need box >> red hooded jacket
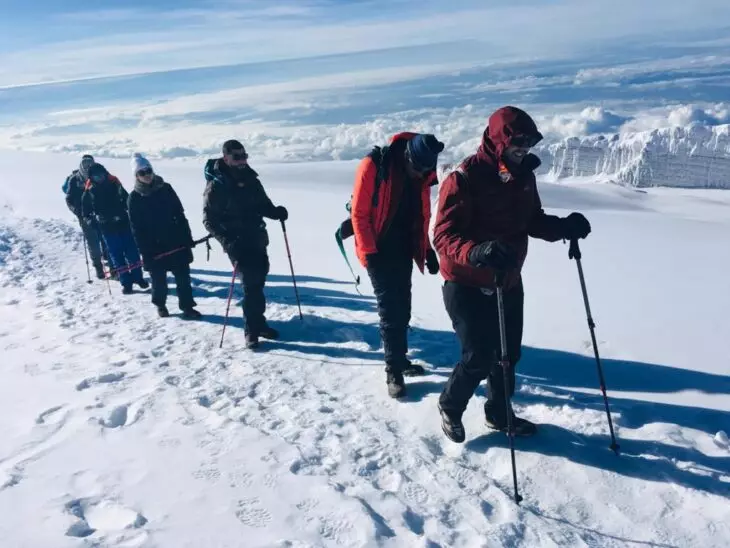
[433,107,564,289]
[351,132,437,273]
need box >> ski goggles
[90,173,106,183]
[510,133,543,149]
[136,168,153,177]
[81,156,95,169]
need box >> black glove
[426,248,439,275]
[468,240,519,270]
[561,212,591,240]
[274,206,288,222]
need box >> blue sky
[2,0,729,87]
[0,1,729,161]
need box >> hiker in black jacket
[128,154,201,319]
[63,154,107,278]
[203,140,288,348]
[81,163,148,294]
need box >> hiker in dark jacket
[433,106,592,443]
[203,140,288,348]
[81,163,148,294]
[350,132,444,398]
[128,154,201,319]
[63,154,107,278]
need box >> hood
[87,163,110,181]
[478,106,543,161]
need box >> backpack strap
[368,145,390,208]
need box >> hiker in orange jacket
[350,132,444,398]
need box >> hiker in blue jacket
[81,163,148,294]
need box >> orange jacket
[351,132,437,273]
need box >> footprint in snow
[98,405,132,428]
[76,372,125,391]
[0,468,22,491]
[235,498,272,528]
[64,498,147,538]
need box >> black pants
[149,266,196,311]
[439,281,524,422]
[366,254,413,372]
[229,250,270,335]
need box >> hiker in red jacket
[433,106,591,442]
[350,133,444,398]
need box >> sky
[0,0,729,161]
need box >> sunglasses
[136,168,153,177]
[511,134,542,148]
[228,151,248,162]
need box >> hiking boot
[135,279,150,289]
[94,264,105,280]
[438,404,465,443]
[156,305,170,318]
[245,333,260,349]
[386,371,406,399]
[259,325,279,340]
[485,405,537,437]
[402,363,426,376]
[181,308,202,320]
[122,285,133,295]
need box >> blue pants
[102,228,144,288]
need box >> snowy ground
[1,149,729,547]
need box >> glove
[426,248,439,275]
[468,240,519,270]
[561,212,591,240]
[274,206,288,221]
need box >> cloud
[620,104,730,133]
[540,108,631,138]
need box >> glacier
[539,124,730,189]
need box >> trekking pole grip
[569,239,581,260]
[494,269,506,288]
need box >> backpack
[334,145,391,292]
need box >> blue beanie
[406,134,445,171]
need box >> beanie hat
[222,139,246,155]
[131,153,153,176]
[406,134,445,172]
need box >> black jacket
[128,177,194,272]
[80,168,130,233]
[63,170,86,218]
[202,159,278,258]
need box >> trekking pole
[495,270,522,505]
[98,235,113,296]
[219,263,238,348]
[334,226,362,295]
[281,220,303,320]
[81,233,92,284]
[569,239,620,454]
